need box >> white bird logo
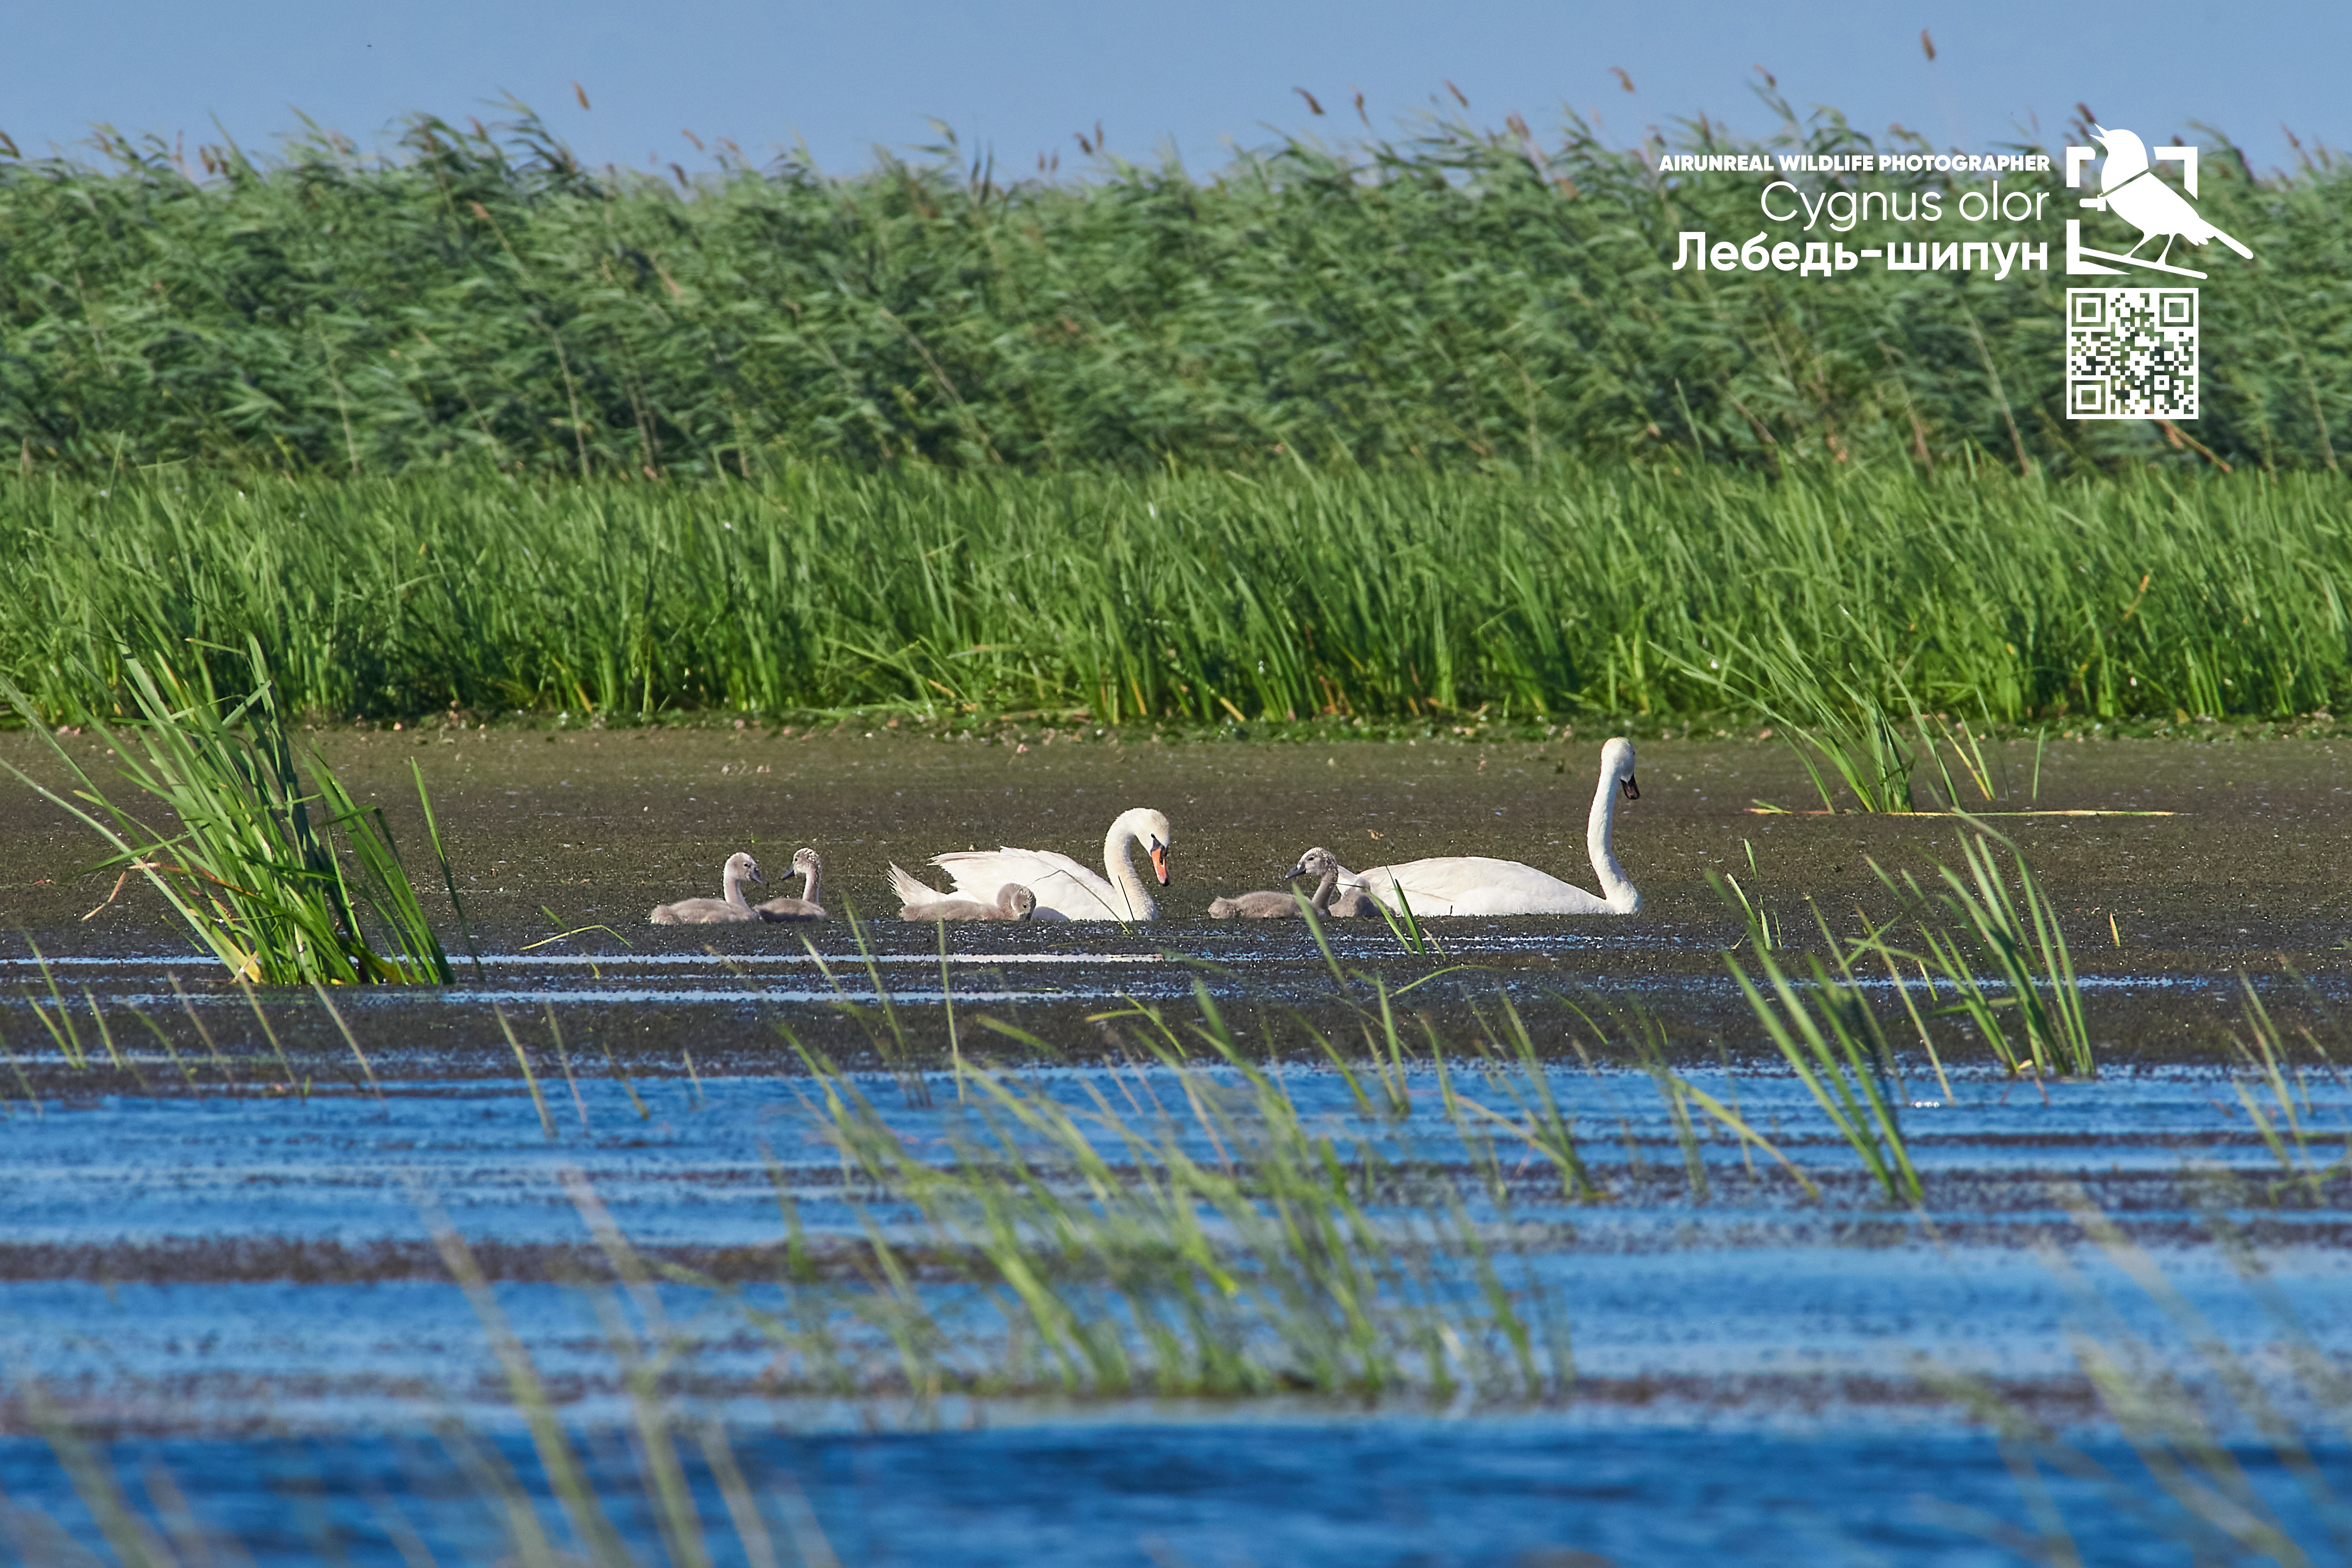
[2085,126,2252,270]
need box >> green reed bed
[5,462,2351,735]
[3,96,2347,478]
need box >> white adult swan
[899,883,1037,922]
[1342,738,1641,916]
[755,847,827,921]
[891,807,1172,921]
[650,851,764,924]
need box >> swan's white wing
[933,847,1139,921]
[1343,857,1608,917]
[888,862,947,906]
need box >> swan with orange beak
[891,807,1173,921]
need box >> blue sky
[5,0,2343,180]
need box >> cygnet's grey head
[1000,884,1037,918]
[792,846,821,875]
[727,851,764,885]
[1287,846,1339,880]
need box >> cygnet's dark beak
[1149,844,1171,885]
[1620,776,1640,801]
[750,865,766,884]
[1282,859,1310,881]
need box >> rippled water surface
[3,731,2348,1562]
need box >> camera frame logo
[2062,127,2252,423]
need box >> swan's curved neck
[799,860,822,908]
[722,864,755,915]
[1586,767,1640,914]
[1102,822,1158,920]
[1307,869,1339,914]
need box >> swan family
[648,741,1639,924]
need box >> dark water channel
[2,731,2349,1563]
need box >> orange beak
[1149,845,1171,885]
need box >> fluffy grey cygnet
[756,847,827,921]
[1209,847,1360,918]
[650,851,763,924]
[1302,847,1378,916]
[899,882,1037,922]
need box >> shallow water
[3,1064,2346,1436]
[0,930,2330,1095]
[3,732,2349,1561]
[6,1422,2349,1568]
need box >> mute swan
[651,851,763,924]
[1343,738,1641,916]
[1210,848,1342,918]
[892,806,1172,921]
[898,883,1038,922]
[755,847,827,921]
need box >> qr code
[2067,288,2197,420]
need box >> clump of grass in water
[1727,904,1924,1205]
[1675,626,1925,813]
[1715,820,2089,1190]
[1865,822,2094,1080]
[743,982,1570,1406]
[2222,971,2350,1206]
[0,641,470,985]
[1926,1190,2352,1567]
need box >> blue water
[5,1060,2348,1563]
[0,1068,2335,1248]
[4,1424,2345,1566]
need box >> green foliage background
[6,464,2343,727]
[2,95,2346,477]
